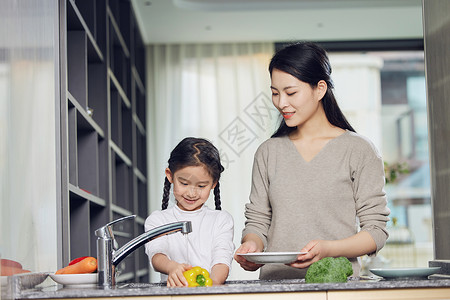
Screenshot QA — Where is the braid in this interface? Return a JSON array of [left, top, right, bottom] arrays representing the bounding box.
[[161, 177, 171, 210], [213, 182, 222, 210]]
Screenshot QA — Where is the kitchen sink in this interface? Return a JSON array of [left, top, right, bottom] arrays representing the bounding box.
[[116, 279, 305, 289], [115, 276, 382, 291]]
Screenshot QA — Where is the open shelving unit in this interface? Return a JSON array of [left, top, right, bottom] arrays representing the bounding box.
[[59, 0, 148, 283]]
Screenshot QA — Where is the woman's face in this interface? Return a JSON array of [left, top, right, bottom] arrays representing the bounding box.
[[270, 68, 326, 129], [165, 165, 216, 211]]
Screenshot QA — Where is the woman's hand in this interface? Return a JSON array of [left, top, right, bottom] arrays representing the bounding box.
[[234, 240, 264, 271], [166, 262, 192, 287], [288, 240, 331, 269], [289, 232, 378, 269]]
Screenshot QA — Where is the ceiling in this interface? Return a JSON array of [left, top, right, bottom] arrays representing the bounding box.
[[131, 0, 424, 45]]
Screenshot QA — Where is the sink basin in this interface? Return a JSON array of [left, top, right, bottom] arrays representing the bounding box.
[[116, 279, 305, 289], [116, 277, 374, 290], [117, 282, 164, 289]]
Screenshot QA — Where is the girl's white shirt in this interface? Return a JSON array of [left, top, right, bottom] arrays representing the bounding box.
[[144, 204, 235, 282]]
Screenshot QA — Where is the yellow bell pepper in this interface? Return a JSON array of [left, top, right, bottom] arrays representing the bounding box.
[[183, 266, 213, 287]]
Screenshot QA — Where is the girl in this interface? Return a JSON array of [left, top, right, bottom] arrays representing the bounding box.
[[144, 137, 234, 287], [234, 42, 390, 279]]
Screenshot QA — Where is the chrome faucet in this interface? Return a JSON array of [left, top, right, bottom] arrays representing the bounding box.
[[95, 215, 192, 287]]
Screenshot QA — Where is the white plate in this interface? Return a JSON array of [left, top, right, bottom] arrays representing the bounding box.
[[237, 252, 307, 264], [49, 273, 98, 286], [370, 267, 441, 279]]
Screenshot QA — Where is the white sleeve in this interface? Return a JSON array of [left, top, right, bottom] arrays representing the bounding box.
[[144, 212, 171, 269], [211, 211, 235, 269]]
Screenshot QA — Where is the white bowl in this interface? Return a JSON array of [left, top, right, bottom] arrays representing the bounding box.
[[49, 273, 98, 286]]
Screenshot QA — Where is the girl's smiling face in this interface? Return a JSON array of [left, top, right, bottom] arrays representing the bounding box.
[[270, 68, 327, 128], [165, 165, 216, 211]]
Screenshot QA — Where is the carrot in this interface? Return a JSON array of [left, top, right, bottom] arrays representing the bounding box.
[[68, 256, 88, 266], [1, 266, 31, 276], [55, 256, 97, 274], [1, 259, 23, 269]]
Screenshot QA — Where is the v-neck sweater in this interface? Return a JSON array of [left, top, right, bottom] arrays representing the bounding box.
[[241, 130, 390, 279], [144, 205, 235, 282]]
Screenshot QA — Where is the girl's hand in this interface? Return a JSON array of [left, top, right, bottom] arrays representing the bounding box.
[[166, 262, 192, 287], [288, 240, 331, 269], [234, 241, 264, 271]]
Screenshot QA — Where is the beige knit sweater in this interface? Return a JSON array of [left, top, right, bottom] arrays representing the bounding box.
[[242, 130, 390, 279]]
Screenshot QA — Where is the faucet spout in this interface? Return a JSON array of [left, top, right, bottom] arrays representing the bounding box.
[[96, 217, 192, 287], [112, 221, 192, 266]]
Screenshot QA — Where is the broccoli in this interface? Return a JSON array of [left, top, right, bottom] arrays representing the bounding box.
[[305, 257, 353, 283]]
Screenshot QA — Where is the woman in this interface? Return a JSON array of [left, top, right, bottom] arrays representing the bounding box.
[[234, 42, 390, 279]]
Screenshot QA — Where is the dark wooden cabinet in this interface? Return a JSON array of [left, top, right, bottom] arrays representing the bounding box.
[[60, 0, 148, 283]]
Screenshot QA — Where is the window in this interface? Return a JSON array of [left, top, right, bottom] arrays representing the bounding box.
[[376, 50, 431, 269], [325, 46, 430, 272]]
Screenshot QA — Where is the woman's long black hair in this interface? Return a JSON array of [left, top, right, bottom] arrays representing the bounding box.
[[161, 137, 225, 210], [269, 42, 355, 137]]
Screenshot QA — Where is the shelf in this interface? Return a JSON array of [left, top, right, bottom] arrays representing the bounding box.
[[67, 31, 107, 131], [69, 183, 106, 206], [136, 128, 147, 175], [74, 0, 107, 56], [61, 0, 148, 281], [109, 49, 131, 102], [67, 31, 88, 107], [108, 12, 131, 101], [67, 104, 78, 186], [135, 216, 145, 225], [111, 151, 134, 212], [136, 177, 148, 219], [97, 138, 109, 200], [67, 190, 108, 258], [68, 92, 105, 138], [132, 67, 145, 96], [122, 103, 133, 158], [111, 141, 132, 166], [111, 204, 133, 218], [117, 271, 135, 283], [69, 197, 90, 259], [112, 211, 135, 232], [137, 269, 149, 278], [77, 115, 100, 197], [87, 63, 108, 133], [133, 115, 145, 137], [133, 71, 146, 128], [131, 13, 145, 84], [112, 230, 132, 239], [107, 2, 131, 56], [110, 70, 131, 107], [67, 0, 104, 63], [67, 101, 107, 199], [134, 168, 146, 183], [89, 202, 108, 256]]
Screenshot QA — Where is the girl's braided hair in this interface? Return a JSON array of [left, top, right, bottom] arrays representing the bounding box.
[[161, 137, 225, 210]]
